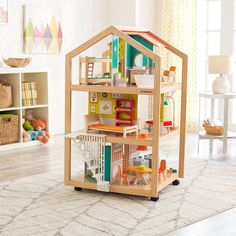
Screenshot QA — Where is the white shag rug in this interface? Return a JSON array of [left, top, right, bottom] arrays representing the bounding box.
[[1, 159, 236, 236]]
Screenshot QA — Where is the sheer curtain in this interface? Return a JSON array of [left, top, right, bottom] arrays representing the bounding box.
[[197, 0, 236, 132], [160, 0, 198, 131]]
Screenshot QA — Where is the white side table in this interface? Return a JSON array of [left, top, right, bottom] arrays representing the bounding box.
[[198, 92, 236, 153]]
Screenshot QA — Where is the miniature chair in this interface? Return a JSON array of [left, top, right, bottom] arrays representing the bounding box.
[[159, 160, 166, 181], [118, 165, 130, 186]]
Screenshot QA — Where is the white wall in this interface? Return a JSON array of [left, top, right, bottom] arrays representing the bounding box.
[[0, 0, 108, 134], [0, 0, 162, 134], [107, 0, 136, 27]]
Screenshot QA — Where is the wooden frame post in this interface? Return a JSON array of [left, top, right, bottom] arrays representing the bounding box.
[[178, 55, 188, 177], [151, 56, 161, 198], [65, 54, 72, 185]]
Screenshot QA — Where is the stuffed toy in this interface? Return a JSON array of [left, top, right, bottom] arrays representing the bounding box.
[[22, 131, 30, 142], [31, 119, 47, 131], [27, 130, 50, 144], [37, 131, 50, 144], [23, 120, 34, 131], [23, 112, 34, 122]]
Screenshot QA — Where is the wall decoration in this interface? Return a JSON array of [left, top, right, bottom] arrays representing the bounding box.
[[90, 105, 96, 113], [23, 5, 63, 53], [99, 101, 112, 115], [0, 0, 7, 24], [88, 92, 138, 119], [111, 93, 123, 99], [102, 92, 108, 98], [90, 92, 98, 103]]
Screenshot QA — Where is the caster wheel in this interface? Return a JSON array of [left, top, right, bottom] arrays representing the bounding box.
[[150, 196, 159, 202], [74, 187, 82, 191], [172, 179, 180, 185]]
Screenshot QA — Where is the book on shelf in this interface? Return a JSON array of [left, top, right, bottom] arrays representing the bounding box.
[[22, 82, 37, 106]]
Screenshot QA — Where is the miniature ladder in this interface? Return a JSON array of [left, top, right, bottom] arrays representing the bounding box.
[[76, 133, 109, 191], [87, 61, 94, 79]]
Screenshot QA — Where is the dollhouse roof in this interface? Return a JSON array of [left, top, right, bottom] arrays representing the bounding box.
[[118, 27, 166, 47], [67, 26, 187, 61]]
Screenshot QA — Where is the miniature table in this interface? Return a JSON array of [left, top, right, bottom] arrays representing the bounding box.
[[127, 166, 152, 185], [198, 92, 236, 153], [88, 124, 138, 138]]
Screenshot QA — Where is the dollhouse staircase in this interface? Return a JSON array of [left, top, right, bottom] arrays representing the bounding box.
[[75, 133, 109, 191]]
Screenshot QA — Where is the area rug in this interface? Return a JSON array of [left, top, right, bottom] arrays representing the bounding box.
[[1, 159, 236, 236]]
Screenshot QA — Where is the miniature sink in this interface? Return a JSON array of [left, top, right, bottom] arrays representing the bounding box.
[[134, 74, 154, 88]]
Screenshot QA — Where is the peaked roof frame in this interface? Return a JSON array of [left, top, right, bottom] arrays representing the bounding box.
[[67, 26, 159, 61]]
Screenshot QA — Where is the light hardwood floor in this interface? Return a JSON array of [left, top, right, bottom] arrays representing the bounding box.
[[0, 133, 236, 235]]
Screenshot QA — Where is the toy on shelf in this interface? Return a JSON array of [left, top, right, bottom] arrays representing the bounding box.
[[22, 112, 50, 144], [162, 66, 176, 84], [159, 160, 166, 180], [85, 114, 138, 138], [115, 98, 135, 126], [167, 168, 172, 177]]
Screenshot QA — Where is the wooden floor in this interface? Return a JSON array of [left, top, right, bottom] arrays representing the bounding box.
[[0, 133, 236, 235]]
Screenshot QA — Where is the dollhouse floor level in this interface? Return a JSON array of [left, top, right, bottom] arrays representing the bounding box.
[[68, 172, 179, 198], [71, 83, 182, 95], [65, 129, 179, 146]]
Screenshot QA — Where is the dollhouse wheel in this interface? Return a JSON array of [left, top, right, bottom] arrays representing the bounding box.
[[172, 179, 180, 185], [150, 196, 159, 202], [74, 187, 83, 191]]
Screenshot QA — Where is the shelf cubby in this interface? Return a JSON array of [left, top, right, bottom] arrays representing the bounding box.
[[0, 68, 49, 151]]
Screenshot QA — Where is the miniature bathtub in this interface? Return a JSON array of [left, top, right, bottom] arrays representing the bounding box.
[[134, 74, 154, 88]]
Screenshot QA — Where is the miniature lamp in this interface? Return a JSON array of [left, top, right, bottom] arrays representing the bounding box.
[[208, 55, 233, 94]]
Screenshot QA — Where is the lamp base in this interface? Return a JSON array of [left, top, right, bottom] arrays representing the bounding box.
[[212, 76, 229, 94]]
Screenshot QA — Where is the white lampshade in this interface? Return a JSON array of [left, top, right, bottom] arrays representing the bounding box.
[[208, 55, 233, 75]]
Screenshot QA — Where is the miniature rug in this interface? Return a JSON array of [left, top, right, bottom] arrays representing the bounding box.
[[1, 159, 236, 236]]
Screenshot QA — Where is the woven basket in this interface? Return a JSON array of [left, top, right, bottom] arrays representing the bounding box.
[[2, 57, 31, 67], [203, 125, 224, 136], [0, 114, 19, 145]]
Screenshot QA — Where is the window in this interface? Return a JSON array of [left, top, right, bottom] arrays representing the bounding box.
[[197, 0, 236, 130]]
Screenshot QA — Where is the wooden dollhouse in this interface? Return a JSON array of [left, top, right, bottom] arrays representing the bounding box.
[[65, 26, 187, 201]]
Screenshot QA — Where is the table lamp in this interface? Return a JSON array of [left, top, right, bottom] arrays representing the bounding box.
[[208, 55, 233, 94]]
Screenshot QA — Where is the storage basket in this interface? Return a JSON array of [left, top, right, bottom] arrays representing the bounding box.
[[0, 81, 12, 108], [0, 114, 19, 145], [203, 125, 224, 136]]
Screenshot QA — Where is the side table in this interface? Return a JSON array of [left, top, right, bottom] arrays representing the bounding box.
[[198, 92, 236, 153]]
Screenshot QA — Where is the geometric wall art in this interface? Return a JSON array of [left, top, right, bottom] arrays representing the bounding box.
[[23, 5, 63, 53], [0, 0, 8, 24]]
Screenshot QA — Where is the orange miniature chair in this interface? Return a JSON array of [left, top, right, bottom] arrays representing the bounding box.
[[118, 165, 130, 186], [137, 133, 148, 151], [159, 160, 166, 181]]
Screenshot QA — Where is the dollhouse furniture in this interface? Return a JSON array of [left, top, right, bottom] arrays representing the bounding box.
[[115, 98, 135, 126], [118, 165, 131, 185], [198, 92, 236, 153], [79, 56, 112, 85], [159, 160, 166, 180], [65, 26, 188, 201], [127, 165, 152, 185], [85, 114, 138, 138]]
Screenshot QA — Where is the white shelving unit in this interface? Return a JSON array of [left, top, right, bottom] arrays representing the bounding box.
[[0, 67, 49, 151]]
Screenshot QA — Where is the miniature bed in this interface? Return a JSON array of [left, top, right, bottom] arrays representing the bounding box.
[[85, 114, 138, 138]]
